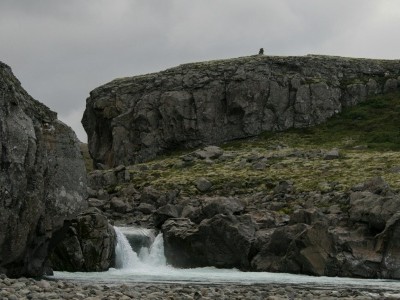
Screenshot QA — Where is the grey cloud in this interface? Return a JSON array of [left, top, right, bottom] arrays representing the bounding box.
[[0, 0, 398, 141]]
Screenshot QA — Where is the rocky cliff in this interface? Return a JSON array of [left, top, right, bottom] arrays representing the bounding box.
[[83, 55, 400, 168], [0, 62, 87, 277], [81, 84, 400, 279]]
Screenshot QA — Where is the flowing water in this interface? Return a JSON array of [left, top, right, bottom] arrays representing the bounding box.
[[52, 226, 400, 290]]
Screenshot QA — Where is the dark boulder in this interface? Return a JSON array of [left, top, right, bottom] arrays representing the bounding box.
[[289, 208, 327, 225], [201, 197, 245, 219], [162, 214, 257, 269], [376, 213, 400, 279], [161, 218, 200, 267], [197, 214, 257, 269], [0, 61, 87, 277], [184, 197, 245, 224], [349, 191, 400, 232], [50, 208, 116, 272], [351, 176, 393, 195], [153, 204, 182, 228], [251, 224, 307, 272]]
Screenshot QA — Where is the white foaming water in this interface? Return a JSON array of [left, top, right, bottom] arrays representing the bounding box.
[[138, 233, 166, 266], [53, 226, 400, 290], [114, 227, 140, 269]]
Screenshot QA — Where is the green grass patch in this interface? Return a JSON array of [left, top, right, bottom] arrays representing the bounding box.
[[287, 92, 400, 150], [121, 92, 400, 196]]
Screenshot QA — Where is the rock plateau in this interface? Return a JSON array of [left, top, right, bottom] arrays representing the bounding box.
[[83, 55, 400, 168]]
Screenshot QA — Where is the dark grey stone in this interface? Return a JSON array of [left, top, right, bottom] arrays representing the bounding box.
[[0, 61, 87, 277]]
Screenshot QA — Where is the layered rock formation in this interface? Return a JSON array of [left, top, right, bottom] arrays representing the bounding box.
[[0, 62, 87, 277], [83, 55, 400, 168]]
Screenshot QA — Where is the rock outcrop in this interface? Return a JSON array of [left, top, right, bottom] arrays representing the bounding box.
[[87, 157, 400, 278], [50, 208, 116, 272], [162, 214, 257, 269], [0, 61, 87, 277], [83, 55, 400, 168], [159, 179, 400, 279]]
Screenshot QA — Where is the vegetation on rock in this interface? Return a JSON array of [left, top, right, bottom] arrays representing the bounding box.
[[116, 91, 400, 196], [83, 90, 400, 278]]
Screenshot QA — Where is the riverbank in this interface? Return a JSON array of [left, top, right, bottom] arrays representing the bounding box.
[[1, 275, 400, 299]]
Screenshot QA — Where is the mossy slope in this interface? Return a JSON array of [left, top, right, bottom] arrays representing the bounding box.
[[108, 92, 400, 196]]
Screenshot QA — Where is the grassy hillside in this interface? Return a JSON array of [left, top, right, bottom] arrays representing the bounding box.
[[119, 92, 400, 196], [287, 92, 400, 151]]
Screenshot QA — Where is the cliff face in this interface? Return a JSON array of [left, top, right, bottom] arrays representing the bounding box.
[[83, 55, 400, 168], [0, 62, 87, 277]]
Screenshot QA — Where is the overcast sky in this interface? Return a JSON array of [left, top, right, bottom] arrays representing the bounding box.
[[1, 0, 399, 141]]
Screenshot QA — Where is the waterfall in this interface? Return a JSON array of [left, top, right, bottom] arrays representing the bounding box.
[[114, 226, 166, 270], [114, 227, 140, 269], [139, 233, 166, 266]]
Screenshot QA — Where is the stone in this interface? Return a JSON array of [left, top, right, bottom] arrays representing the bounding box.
[[0, 61, 87, 277], [153, 204, 182, 228], [87, 170, 105, 190], [162, 214, 257, 269], [195, 177, 212, 192], [274, 180, 294, 194], [375, 213, 400, 279], [88, 198, 106, 209], [251, 223, 334, 275], [137, 203, 155, 214], [36, 280, 51, 289], [201, 197, 245, 220], [289, 208, 327, 225], [197, 214, 257, 269], [50, 209, 116, 272], [384, 78, 398, 93], [141, 186, 161, 205], [103, 171, 117, 187], [82, 55, 400, 168], [194, 146, 224, 160], [110, 197, 129, 213], [87, 187, 98, 198], [181, 205, 203, 223], [351, 176, 392, 195], [324, 148, 340, 160], [349, 180, 399, 231]]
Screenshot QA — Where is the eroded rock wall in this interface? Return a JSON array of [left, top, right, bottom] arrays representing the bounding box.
[[83, 55, 400, 168], [0, 62, 87, 277]]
